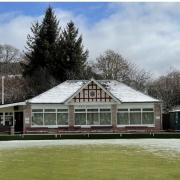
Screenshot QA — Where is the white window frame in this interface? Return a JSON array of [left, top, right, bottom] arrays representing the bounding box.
[[74, 106, 112, 127], [117, 107, 155, 127], [117, 109, 129, 125], [142, 108, 155, 126], [31, 108, 69, 128]]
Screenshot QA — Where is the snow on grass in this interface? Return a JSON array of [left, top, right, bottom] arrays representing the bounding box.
[[0, 139, 180, 157]]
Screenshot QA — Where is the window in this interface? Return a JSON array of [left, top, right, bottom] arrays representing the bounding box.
[[44, 109, 56, 112], [44, 109, 56, 125], [57, 109, 68, 125], [75, 114, 86, 125], [32, 113, 43, 125], [32, 109, 43, 112], [4, 112, 13, 126], [32, 108, 68, 126], [75, 109, 86, 125], [130, 109, 141, 124], [117, 109, 129, 125], [87, 109, 99, 125], [142, 108, 154, 124], [32, 109, 43, 126], [100, 109, 111, 125], [75, 108, 112, 126], [0, 113, 3, 126], [44, 113, 56, 125], [57, 109, 68, 112], [117, 108, 155, 126]]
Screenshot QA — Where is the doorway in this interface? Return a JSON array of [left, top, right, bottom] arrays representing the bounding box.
[[15, 112, 23, 133]]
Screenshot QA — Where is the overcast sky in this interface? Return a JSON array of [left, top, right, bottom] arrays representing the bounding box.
[[0, 2, 180, 77]]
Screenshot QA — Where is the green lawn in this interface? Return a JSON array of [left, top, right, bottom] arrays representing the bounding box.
[[0, 145, 180, 180]]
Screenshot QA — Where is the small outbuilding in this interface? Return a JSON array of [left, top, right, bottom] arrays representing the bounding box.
[[169, 106, 180, 130], [0, 78, 162, 134]]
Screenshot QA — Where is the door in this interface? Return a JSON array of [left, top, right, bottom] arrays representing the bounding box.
[[15, 112, 23, 133]]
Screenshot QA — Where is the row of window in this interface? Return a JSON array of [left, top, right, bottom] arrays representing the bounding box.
[[32, 109, 68, 126], [31, 108, 154, 126], [75, 108, 111, 125], [117, 108, 154, 125], [0, 112, 14, 126]]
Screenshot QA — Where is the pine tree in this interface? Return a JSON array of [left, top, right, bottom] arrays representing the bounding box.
[[59, 21, 88, 80], [22, 6, 60, 93]]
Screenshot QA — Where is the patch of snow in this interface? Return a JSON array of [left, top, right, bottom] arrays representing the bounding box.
[[0, 139, 180, 157]]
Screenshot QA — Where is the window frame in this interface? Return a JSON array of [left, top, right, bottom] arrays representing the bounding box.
[[74, 107, 112, 126], [31, 108, 69, 127], [117, 107, 155, 127], [142, 108, 155, 125], [117, 109, 129, 125]]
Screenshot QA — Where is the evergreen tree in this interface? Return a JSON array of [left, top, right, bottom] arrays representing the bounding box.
[[59, 21, 88, 80], [22, 7, 60, 93]]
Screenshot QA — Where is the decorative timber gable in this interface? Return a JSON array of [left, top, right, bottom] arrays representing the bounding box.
[[66, 79, 119, 104]]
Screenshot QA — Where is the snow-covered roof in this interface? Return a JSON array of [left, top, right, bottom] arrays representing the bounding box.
[[102, 80, 159, 103], [28, 79, 159, 104], [28, 81, 86, 104]]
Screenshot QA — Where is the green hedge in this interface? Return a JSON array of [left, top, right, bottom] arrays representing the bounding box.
[[1, 133, 180, 141]]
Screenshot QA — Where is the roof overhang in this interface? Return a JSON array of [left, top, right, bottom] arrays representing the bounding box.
[[0, 102, 26, 109]]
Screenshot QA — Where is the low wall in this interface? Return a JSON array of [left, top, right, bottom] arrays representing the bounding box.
[[1, 132, 180, 141], [25, 125, 160, 134]]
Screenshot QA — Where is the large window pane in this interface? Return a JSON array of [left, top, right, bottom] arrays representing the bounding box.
[[87, 113, 99, 125], [143, 108, 153, 111], [32, 113, 43, 125], [5, 116, 13, 126], [0, 114, 3, 126], [100, 113, 111, 125], [130, 113, 141, 124], [87, 109, 98, 112], [57, 109, 68, 112], [117, 112, 129, 125], [44, 113, 56, 125], [142, 112, 154, 124], [32, 109, 43, 112], [75, 113, 86, 125], [44, 109, 56, 112], [130, 109, 141, 112], [57, 113, 68, 125], [100, 109, 111, 112], [75, 109, 85, 112]]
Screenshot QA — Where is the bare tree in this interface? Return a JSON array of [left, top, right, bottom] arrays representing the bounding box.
[[94, 50, 150, 91], [0, 44, 21, 63], [94, 50, 130, 80], [0, 44, 22, 75], [147, 69, 180, 112]]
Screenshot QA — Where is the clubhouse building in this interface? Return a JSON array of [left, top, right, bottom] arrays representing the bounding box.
[[0, 78, 162, 134]]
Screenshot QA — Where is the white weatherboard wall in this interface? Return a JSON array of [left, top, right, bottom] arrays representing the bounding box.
[[117, 103, 154, 109], [31, 104, 68, 109]]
